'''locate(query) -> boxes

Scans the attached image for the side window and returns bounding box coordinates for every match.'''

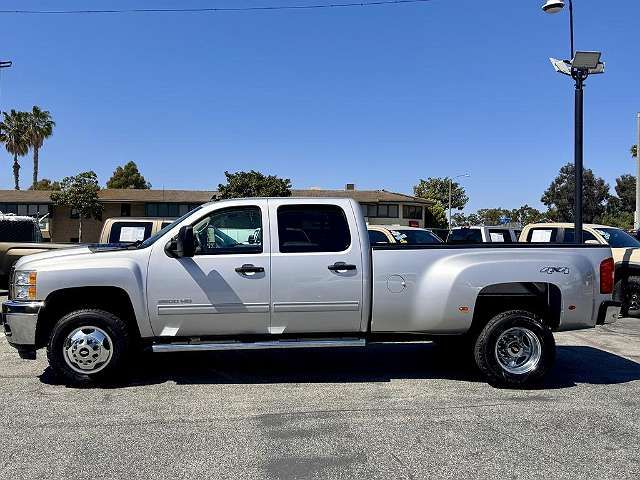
[563,229,597,243]
[278,205,351,253]
[192,206,262,255]
[488,229,512,243]
[527,228,558,243]
[368,230,390,245]
[108,222,153,243]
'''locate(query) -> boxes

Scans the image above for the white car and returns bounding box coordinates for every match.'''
[448,226,520,244]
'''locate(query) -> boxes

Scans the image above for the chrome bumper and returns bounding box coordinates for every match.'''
[1,300,44,346]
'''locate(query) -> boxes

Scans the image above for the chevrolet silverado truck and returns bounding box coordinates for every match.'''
[1,198,620,387]
[520,223,640,316]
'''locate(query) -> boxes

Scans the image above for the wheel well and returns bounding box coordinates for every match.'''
[36,287,140,349]
[471,282,561,334]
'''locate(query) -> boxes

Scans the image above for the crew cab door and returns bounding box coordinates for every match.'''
[146,201,271,337]
[268,199,364,333]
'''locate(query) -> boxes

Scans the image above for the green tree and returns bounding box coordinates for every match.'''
[25,106,55,189]
[424,204,448,229]
[600,196,634,229]
[106,161,151,189]
[613,173,636,213]
[28,178,61,191]
[413,177,469,212]
[476,208,511,226]
[541,163,610,223]
[0,110,30,190]
[51,171,103,242]
[217,170,291,199]
[451,212,481,227]
[508,204,547,226]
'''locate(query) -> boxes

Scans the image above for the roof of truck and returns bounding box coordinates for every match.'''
[523,223,613,230]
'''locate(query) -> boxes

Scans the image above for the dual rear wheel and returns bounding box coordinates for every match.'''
[46,308,555,387]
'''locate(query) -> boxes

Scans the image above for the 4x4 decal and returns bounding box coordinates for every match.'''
[540,266,570,275]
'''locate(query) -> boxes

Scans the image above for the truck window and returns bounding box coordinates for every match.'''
[192,206,262,255]
[447,228,482,244]
[390,229,441,245]
[527,228,559,243]
[109,222,153,243]
[108,221,153,243]
[488,229,513,243]
[278,205,351,253]
[562,229,597,243]
[0,219,41,242]
[368,230,390,245]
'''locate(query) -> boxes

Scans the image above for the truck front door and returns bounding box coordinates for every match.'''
[146,202,271,337]
[268,200,364,334]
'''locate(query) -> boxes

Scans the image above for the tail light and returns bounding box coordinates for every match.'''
[599,257,614,294]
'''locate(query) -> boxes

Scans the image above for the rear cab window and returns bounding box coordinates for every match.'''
[277,205,351,253]
[488,229,513,243]
[526,228,559,243]
[108,221,153,243]
[447,228,482,244]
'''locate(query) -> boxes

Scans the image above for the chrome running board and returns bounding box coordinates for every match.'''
[151,338,366,353]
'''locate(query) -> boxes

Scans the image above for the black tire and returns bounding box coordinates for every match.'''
[47,309,131,385]
[473,310,555,388]
[623,276,640,318]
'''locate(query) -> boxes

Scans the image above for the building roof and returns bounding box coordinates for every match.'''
[0,188,432,205]
[0,189,216,204]
[291,189,434,205]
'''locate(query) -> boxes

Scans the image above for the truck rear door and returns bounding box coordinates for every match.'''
[268,199,364,333]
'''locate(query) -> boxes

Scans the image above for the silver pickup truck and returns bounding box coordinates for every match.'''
[1,198,620,387]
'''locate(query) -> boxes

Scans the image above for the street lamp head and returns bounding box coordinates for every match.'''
[572,51,601,70]
[542,0,565,13]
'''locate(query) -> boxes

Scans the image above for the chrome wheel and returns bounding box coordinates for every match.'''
[63,326,113,374]
[494,327,542,375]
[628,291,640,312]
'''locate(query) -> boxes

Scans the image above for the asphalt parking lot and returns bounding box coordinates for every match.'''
[1,305,640,480]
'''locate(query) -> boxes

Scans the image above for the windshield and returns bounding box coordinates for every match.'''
[594,228,640,248]
[138,205,204,249]
[389,229,442,245]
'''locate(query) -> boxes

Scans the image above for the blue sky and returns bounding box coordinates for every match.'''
[1,0,639,212]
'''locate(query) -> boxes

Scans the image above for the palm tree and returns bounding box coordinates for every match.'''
[0,110,30,190]
[25,106,55,188]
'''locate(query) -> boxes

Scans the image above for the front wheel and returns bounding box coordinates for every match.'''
[473,310,555,388]
[47,309,131,385]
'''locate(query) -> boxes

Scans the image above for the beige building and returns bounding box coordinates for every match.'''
[0,185,433,243]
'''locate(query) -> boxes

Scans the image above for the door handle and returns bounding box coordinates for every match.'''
[328,262,357,272]
[235,264,265,274]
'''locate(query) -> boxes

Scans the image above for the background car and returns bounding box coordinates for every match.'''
[520,222,640,316]
[367,225,442,245]
[447,226,520,244]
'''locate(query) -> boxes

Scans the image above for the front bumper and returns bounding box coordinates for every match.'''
[597,300,622,325]
[1,300,44,349]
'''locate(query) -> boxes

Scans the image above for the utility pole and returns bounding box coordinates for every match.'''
[636,112,640,231]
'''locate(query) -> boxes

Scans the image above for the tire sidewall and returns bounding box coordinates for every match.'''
[48,310,129,384]
[476,311,555,387]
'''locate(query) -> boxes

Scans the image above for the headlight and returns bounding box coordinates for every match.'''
[13,270,37,301]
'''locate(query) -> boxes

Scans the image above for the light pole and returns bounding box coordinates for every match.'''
[635,112,640,231]
[448,173,469,231]
[543,1,604,243]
